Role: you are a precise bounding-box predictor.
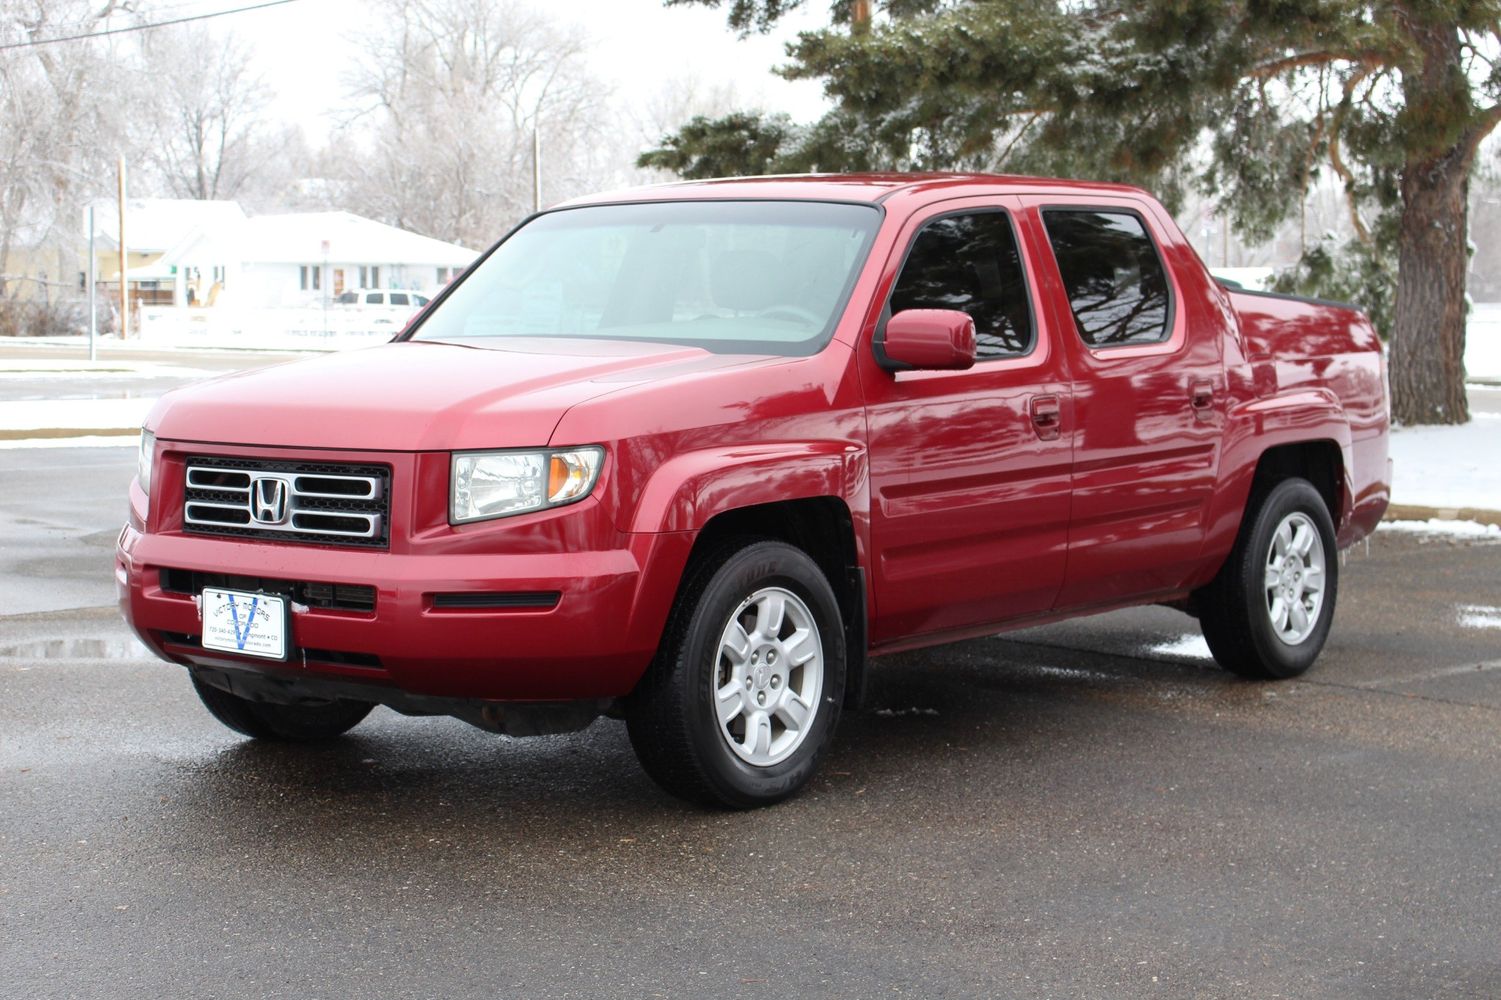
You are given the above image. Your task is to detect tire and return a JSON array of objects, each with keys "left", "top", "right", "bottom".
[
  {"left": 1197, "top": 477, "right": 1339, "bottom": 680},
  {"left": 191, "top": 674, "right": 374, "bottom": 741},
  {"left": 626, "top": 539, "right": 847, "bottom": 809}
]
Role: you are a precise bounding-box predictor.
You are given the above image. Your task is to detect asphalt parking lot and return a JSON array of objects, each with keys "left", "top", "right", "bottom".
[{"left": 2, "top": 442, "right": 1499, "bottom": 998}]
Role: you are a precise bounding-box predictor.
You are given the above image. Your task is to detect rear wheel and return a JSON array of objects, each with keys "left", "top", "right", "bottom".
[
  {"left": 626, "top": 539, "right": 846, "bottom": 808},
  {"left": 191, "top": 674, "right": 373, "bottom": 741},
  {"left": 1198, "top": 477, "right": 1339, "bottom": 679}
]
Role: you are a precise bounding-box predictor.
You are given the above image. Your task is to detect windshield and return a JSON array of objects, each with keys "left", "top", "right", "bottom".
[{"left": 408, "top": 200, "right": 881, "bottom": 355}]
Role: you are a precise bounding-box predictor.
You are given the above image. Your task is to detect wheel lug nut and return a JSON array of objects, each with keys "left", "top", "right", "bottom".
[
  {"left": 756, "top": 691, "right": 766, "bottom": 706},
  {"left": 770, "top": 675, "right": 780, "bottom": 688},
  {"left": 745, "top": 677, "right": 753, "bottom": 689},
  {"left": 767, "top": 651, "right": 776, "bottom": 664}
]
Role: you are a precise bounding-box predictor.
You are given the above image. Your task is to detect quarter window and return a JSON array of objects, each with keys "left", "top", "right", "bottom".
[
  {"left": 1042, "top": 209, "right": 1170, "bottom": 347},
  {"left": 889, "top": 212, "right": 1033, "bottom": 359}
]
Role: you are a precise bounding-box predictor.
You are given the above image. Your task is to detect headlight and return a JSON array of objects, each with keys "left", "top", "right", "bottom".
[
  {"left": 137, "top": 428, "right": 156, "bottom": 496},
  {"left": 451, "top": 447, "right": 603, "bottom": 524}
]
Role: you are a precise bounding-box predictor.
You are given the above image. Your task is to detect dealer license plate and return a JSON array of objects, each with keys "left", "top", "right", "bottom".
[{"left": 201, "top": 588, "right": 289, "bottom": 661}]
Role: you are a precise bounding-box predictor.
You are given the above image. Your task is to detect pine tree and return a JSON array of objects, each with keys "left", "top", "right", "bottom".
[{"left": 646, "top": 1, "right": 1501, "bottom": 425}]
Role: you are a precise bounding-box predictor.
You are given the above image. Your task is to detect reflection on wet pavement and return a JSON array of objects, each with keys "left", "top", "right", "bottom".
[{"left": 0, "top": 636, "right": 150, "bottom": 660}]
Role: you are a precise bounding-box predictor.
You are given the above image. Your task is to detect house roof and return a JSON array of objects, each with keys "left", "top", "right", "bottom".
[
  {"left": 236, "top": 212, "right": 476, "bottom": 266},
  {"left": 90, "top": 198, "right": 246, "bottom": 253}
]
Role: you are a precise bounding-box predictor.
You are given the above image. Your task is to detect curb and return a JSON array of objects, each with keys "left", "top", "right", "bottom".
[
  {"left": 1383, "top": 503, "right": 1501, "bottom": 527},
  {"left": 0, "top": 427, "right": 138, "bottom": 441}
]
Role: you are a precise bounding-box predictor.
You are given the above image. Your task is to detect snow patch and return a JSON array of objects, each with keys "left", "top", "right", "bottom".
[
  {"left": 0, "top": 360, "right": 215, "bottom": 379},
  {"left": 1389, "top": 415, "right": 1501, "bottom": 510},
  {"left": 1378, "top": 518, "right": 1501, "bottom": 539},
  {"left": 1458, "top": 605, "right": 1501, "bottom": 629},
  {"left": 0, "top": 398, "right": 154, "bottom": 432},
  {"left": 0, "top": 435, "right": 137, "bottom": 450},
  {"left": 1467, "top": 303, "right": 1501, "bottom": 380},
  {"left": 1148, "top": 634, "right": 1214, "bottom": 660}
]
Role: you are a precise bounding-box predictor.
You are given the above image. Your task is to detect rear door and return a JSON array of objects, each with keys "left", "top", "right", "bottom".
[
  {"left": 862, "top": 197, "right": 1073, "bottom": 644},
  {"left": 1023, "top": 197, "right": 1224, "bottom": 607}
]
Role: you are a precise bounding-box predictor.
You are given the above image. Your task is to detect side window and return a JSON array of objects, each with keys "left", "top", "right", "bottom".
[
  {"left": 889, "top": 211, "right": 1033, "bottom": 359},
  {"left": 1042, "top": 209, "right": 1170, "bottom": 347},
  {"left": 367, "top": 292, "right": 383, "bottom": 305},
  {"left": 389, "top": 293, "right": 410, "bottom": 306}
]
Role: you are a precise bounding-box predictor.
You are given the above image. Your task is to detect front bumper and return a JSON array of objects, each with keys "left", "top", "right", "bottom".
[{"left": 117, "top": 516, "right": 690, "bottom": 704}]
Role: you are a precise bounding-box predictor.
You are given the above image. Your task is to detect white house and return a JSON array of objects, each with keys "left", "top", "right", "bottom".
[
  {"left": 105, "top": 201, "right": 476, "bottom": 310},
  {"left": 206, "top": 211, "right": 478, "bottom": 308}
]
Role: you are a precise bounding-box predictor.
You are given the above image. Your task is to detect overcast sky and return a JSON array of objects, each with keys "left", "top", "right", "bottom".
[{"left": 229, "top": 0, "right": 832, "bottom": 135}]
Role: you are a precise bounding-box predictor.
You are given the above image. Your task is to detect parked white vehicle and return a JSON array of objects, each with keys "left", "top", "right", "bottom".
[{"left": 333, "top": 289, "right": 431, "bottom": 312}]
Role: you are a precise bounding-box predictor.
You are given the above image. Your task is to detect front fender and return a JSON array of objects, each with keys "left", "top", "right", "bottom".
[
  {"left": 616, "top": 441, "right": 869, "bottom": 675},
  {"left": 624, "top": 442, "right": 866, "bottom": 535}
]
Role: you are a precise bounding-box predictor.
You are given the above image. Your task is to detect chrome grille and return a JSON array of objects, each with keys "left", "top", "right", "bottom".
[{"left": 183, "top": 457, "right": 390, "bottom": 548}]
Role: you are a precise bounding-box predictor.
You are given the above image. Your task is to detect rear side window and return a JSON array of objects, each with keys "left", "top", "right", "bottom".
[
  {"left": 367, "top": 293, "right": 384, "bottom": 305},
  {"left": 390, "top": 293, "right": 410, "bottom": 306},
  {"left": 1042, "top": 209, "right": 1170, "bottom": 347},
  {"left": 889, "top": 211, "right": 1033, "bottom": 359}
]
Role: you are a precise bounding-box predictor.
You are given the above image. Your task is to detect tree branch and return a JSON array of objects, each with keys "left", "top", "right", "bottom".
[
  {"left": 1327, "top": 66, "right": 1373, "bottom": 245},
  {"left": 1250, "top": 49, "right": 1384, "bottom": 79}
]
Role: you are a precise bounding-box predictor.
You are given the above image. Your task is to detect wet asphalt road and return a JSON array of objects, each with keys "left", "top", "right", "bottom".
[{"left": 3, "top": 447, "right": 1501, "bottom": 998}]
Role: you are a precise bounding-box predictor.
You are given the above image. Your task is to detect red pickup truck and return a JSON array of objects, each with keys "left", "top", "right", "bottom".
[{"left": 118, "top": 174, "right": 1391, "bottom": 807}]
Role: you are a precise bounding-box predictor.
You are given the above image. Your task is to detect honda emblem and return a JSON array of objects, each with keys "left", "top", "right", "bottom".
[{"left": 251, "top": 476, "right": 290, "bottom": 525}]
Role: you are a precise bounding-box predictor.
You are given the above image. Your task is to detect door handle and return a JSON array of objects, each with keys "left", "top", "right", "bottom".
[
  {"left": 1190, "top": 380, "right": 1215, "bottom": 420},
  {"left": 1029, "top": 394, "right": 1061, "bottom": 440}
]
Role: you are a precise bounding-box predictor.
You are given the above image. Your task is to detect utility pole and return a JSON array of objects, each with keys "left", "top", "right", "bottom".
[
  {"left": 532, "top": 127, "right": 542, "bottom": 214},
  {"left": 86, "top": 204, "right": 97, "bottom": 361},
  {"left": 117, "top": 156, "right": 128, "bottom": 339}
]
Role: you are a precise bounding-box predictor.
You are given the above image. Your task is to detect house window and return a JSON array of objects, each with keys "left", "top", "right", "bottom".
[
  {"left": 436, "top": 267, "right": 451, "bottom": 284},
  {"left": 301, "top": 265, "right": 321, "bottom": 291}
]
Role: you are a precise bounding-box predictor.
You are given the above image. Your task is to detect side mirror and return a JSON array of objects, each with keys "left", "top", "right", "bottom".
[{"left": 877, "top": 309, "right": 977, "bottom": 372}]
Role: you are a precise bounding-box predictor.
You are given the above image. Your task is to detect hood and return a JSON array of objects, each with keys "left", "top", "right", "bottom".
[{"left": 148, "top": 339, "right": 773, "bottom": 451}]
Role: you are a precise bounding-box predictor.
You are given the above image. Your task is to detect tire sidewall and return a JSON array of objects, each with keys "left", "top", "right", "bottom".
[
  {"left": 1238, "top": 479, "right": 1339, "bottom": 678},
  {"left": 678, "top": 543, "right": 846, "bottom": 807}
]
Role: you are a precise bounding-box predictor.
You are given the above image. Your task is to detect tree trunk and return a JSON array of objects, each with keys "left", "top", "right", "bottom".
[
  {"left": 1390, "top": 15, "right": 1475, "bottom": 426},
  {"left": 1390, "top": 143, "right": 1472, "bottom": 425}
]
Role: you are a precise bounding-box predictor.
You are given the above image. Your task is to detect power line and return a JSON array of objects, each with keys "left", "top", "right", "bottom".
[{"left": 0, "top": 0, "right": 301, "bottom": 51}]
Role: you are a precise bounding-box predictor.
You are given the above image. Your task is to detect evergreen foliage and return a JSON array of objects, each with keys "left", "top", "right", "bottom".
[{"left": 644, "top": 1, "right": 1501, "bottom": 424}]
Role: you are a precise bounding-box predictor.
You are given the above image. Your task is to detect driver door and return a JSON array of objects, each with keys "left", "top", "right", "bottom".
[{"left": 861, "top": 197, "right": 1073, "bottom": 645}]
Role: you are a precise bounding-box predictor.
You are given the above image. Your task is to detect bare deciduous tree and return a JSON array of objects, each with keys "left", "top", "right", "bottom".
[
  {"left": 0, "top": 0, "right": 129, "bottom": 299},
  {"left": 135, "top": 25, "right": 273, "bottom": 201},
  {"left": 344, "top": 0, "right": 610, "bottom": 247}
]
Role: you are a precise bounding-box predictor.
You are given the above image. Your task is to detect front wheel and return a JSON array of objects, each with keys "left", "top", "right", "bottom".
[
  {"left": 626, "top": 539, "right": 846, "bottom": 808},
  {"left": 1197, "top": 477, "right": 1339, "bottom": 679},
  {"left": 191, "top": 674, "right": 374, "bottom": 741}
]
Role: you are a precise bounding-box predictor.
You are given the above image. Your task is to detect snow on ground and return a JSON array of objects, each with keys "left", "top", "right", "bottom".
[
  {"left": 1467, "top": 303, "right": 1501, "bottom": 381},
  {"left": 0, "top": 359, "right": 215, "bottom": 379},
  {"left": 1148, "top": 634, "right": 1214, "bottom": 660},
  {"left": 1378, "top": 518, "right": 1501, "bottom": 539},
  {"left": 1459, "top": 605, "right": 1501, "bottom": 629},
  {"left": 1388, "top": 411, "right": 1501, "bottom": 510},
  {"left": 0, "top": 398, "right": 155, "bottom": 433}
]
